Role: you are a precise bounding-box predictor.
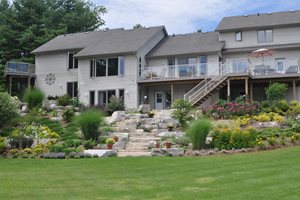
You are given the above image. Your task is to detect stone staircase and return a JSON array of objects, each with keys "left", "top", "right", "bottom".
[{"left": 118, "top": 132, "right": 160, "bottom": 157}]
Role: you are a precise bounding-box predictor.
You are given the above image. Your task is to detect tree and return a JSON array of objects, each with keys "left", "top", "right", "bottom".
[
  {"left": 0, "top": 0, "right": 107, "bottom": 65},
  {"left": 133, "top": 24, "right": 145, "bottom": 29}
]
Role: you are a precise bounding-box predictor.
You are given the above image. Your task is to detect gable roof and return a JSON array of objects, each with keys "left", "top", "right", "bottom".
[
  {"left": 216, "top": 10, "right": 300, "bottom": 32},
  {"left": 32, "top": 26, "right": 166, "bottom": 57},
  {"left": 147, "top": 32, "right": 223, "bottom": 58}
]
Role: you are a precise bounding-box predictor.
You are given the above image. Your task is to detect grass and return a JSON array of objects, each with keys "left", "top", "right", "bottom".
[{"left": 1, "top": 147, "right": 300, "bottom": 200}]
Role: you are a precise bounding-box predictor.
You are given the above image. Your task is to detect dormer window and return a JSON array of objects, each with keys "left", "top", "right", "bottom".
[
  {"left": 235, "top": 31, "right": 242, "bottom": 41},
  {"left": 258, "top": 29, "right": 273, "bottom": 43}
]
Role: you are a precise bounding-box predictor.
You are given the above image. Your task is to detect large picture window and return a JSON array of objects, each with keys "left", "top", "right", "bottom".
[
  {"left": 90, "top": 57, "right": 124, "bottom": 77},
  {"left": 98, "top": 90, "right": 116, "bottom": 106}
]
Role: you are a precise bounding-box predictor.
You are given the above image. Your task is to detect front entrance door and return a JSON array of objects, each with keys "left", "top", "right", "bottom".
[{"left": 155, "top": 91, "right": 164, "bottom": 109}]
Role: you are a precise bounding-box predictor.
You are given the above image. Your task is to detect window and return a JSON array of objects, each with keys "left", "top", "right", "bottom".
[
  {"left": 178, "top": 57, "right": 196, "bottom": 77},
  {"left": 108, "top": 58, "right": 119, "bottom": 76},
  {"left": 258, "top": 29, "right": 273, "bottom": 43},
  {"left": 119, "top": 89, "right": 125, "bottom": 104},
  {"left": 96, "top": 59, "right": 106, "bottom": 76},
  {"left": 235, "top": 31, "right": 242, "bottom": 41},
  {"left": 67, "top": 82, "right": 78, "bottom": 98},
  {"left": 231, "top": 59, "right": 248, "bottom": 73},
  {"left": 167, "top": 58, "right": 175, "bottom": 77},
  {"left": 90, "top": 60, "right": 95, "bottom": 77},
  {"left": 98, "top": 90, "right": 116, "bottom": 106},
  {"left": 90, "top": 91, "right": 95, "bottom": 106},
  {"left": 91, "top": 57, "right": 124, "bottom": 77},
  {"left": 138, "top": 57, "right": 142, "bottom": 76},
  {"left": 68, "top": 53, "right": 78, "bottom": 69},
  {"left": 199, "top": 56, "right": 207, "bottom": 75}
]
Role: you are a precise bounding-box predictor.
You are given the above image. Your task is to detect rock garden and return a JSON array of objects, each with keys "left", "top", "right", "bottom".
[{"left": 1, "top": 82, "right": 300, "bottom": 159}]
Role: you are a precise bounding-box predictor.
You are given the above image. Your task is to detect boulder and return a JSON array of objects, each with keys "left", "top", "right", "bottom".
[
  {"left": 137, "top": 104, "right": 151, "bottom": 113},
  {"left": 84, "top": 149, "right": 117, "bottom": 157},
  {"left": 135, "top": 129, "right": 144, "bottom": 134},
  {"left": 42, "top": 100, "right": 50, "bottom": 111},
  {"left": 109, "top": 111, "right": 126, "bottom": 124},
  {"left": 118, "top": 133, "right": 129, "bottom": 142},
  {"left": 113, "top": 141, "right": 126, "bottom": 149},
  {"left": 158, "top": 131, "right": 185, "bottom": 137},
  {"left": 21, "top": 105, "right": 28, "bottom": 113},
  {"left": 50, "top": 116, "right": 63, "bottom": 121},
  {"left": 151, "top": 148, "right": 184, "bottom": 157}
]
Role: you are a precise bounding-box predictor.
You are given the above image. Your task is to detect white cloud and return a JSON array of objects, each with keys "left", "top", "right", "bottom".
[{"left": 97, "top": 0, "right": 243, "bottom": 34}]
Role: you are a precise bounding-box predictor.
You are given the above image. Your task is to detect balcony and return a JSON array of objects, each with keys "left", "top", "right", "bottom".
[
  {"left": 4, "top": 62, "right": 36, "bottom": 77},
  {"left": 139, "top": 63, "right": 218, "bottom": 81},
  {"left": 225, "top": 58, "right": 300, "bottom": 78}
]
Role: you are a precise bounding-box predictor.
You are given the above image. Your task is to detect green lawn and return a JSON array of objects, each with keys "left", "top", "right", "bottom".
[{"left": 1, "top": 147, "right": 300, "bottom": 200}]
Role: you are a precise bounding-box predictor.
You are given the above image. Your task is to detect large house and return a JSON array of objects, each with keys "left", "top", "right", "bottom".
[{"left": 29, "top": 10, "right": 300, "bottom": 109}]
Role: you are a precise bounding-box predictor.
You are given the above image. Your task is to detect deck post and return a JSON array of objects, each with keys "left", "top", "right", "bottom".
[
  {"left": 250, "top": 82, "right": 253, "bottom": 100},
  {"left": 171, "top": 83, "right": 174, "bottom": 104},
  {"left": 227, "top": 78, "right": 230, "bottom": 100},
  {"left": 293, "top": 80, "right": 296, "bottom": 100},
  {"left": 27, "top": 77, "right": 31, "bottom": 89},
  {"left": 9, "top": 76, "right": 12, "bottom": 95},
  {"left": 245, "top": 78, "right": 248, "bottom": 96}
]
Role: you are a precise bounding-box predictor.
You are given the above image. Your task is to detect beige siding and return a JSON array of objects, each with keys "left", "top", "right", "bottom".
[
  {"left": 78, "top": 55, "right": 138, "bottom": 109},
  {"left": 35, "top": 52, "right": 78, "bottom": 97},
  {"left": 220, "top": 26, "right": 300, "bottom": 49}
]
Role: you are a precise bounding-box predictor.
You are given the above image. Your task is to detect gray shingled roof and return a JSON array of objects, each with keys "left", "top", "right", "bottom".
[
  {"left": 147, "top": 32, "right": 223, "bottom": 58},
  {"left": 216, "top": 10, "right": 300, "bottom": 32},
  {"left": 32, "top": 26, "right": 166, "bottom": 57}
]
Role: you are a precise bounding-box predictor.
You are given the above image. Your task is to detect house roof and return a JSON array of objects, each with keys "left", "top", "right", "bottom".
[
  {"left": 147, "top": 32, "right": 223, "bottom": 58},
  {"left": 216, "top": 10, "right": 300, "bottom": 32},
  {"left": 32, "top": 26, "right": 166, "bottom": 57}
]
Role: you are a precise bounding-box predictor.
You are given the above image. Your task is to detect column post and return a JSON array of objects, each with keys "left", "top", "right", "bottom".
[
  {"left": 293, "top": 80, "right": 297, "bottom": 100},
  {"left": 227, "top": 78, "right": 230, "bottom": 100}
]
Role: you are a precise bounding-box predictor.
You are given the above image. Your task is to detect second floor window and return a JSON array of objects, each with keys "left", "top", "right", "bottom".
[
  {"left": 68, "top": 53, "right": 78, "bottom": 69},
  {"left": 90, "top": 57, "right": 124, "bottom": 77},
  {"left": 235, "top": 31, "right": 242, "bottom": 41},
  {"left": 258, "top": 29, "right": 273, "bottom": 43}
]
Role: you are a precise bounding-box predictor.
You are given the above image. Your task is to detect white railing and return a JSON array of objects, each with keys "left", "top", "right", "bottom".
[
  {"left": 225, "top": 58, "right": 300, "bottom": 76},
  {"left": 184, "top": 63, "right": 228, "bottom": 104},
  {"left": 140, "top": 63, "right": 215, "bottom": 80}
]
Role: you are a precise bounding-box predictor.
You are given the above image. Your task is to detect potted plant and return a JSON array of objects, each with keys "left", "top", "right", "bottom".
[
  {"left": 167, "top": 123, "right": 175, "bottom": 131},
  {"left": 105, "top": 138, "right": 115, "bottom": 150},
  {"left": 148, "top": 111, "right": 155, "bottom": 118},
  {"left": 165, "top": 139, "right": 172, "bottom": 149}
]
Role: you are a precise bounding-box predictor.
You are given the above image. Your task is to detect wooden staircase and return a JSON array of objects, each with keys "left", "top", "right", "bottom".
[{"left": 184, "top": 65, "right": 228, "bottom": 106}]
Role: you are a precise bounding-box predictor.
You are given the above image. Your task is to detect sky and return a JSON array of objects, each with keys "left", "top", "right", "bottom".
[{"left": 96, "top": 0, "right": 300, "bottom": 34}]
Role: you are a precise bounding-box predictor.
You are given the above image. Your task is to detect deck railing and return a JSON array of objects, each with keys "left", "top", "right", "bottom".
[
  {"left": 5, "top": 62, "right": 36, "bottom": 76},
  {"left": 139, "top": 62, "right": 220, "bottom": 80}
]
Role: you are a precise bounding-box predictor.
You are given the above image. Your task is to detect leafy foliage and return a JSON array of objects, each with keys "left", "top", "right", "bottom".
[
  {"left": 76, "top": 109, "right": 104, "bottom": 140},
  {"left": 57, "top": 95, "right": 71, "bottom": 106},
  {"left": 105, "top": 96, "right": 125, "bottom": 115},
  {"left": 265, "top": 82, "right": 288, "bottom": 103},
  {"left": 62, "top": 108, "right": 75, "bottom": 122},
  {"left": 23, "top": 88, "right": 45, "bottom": 109},
  {"left": 187, "top": 119, "right": 212, "bottom": 150},
  {"left": 0, "top": 92, "right": 19, "bottom": 127},
  {"left": 0, "top": 0, "right": 106, "bottom": 65},
  {"left": 172, "top": 99, "right": 193, "bottom": 128}
]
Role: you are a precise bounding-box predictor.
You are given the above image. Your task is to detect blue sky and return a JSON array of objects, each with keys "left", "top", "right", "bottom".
[{"left": 96, "top": 0, "right": 300, "bottom": 34}]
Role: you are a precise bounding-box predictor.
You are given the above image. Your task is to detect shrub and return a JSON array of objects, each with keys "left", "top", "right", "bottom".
[
  {"left": 265, "top": 82, "right": 288, "bottom": 103},
  {"left": 207, "top": 98, "right": 260, "bottom": 119},
  {"left": 62, "top": 108, "right": 75, "bottom": 122},
  {"left": 173, "top": 136, "right": 192, "bottom": 147},
  {"left": 83, "top": 140, "right": 95, "bottom": 149},
  {"left": 187, "top": 119, "right": 212, "bottom": 150},
  {"left": 105, "top": 138, "right": 116, "bottom": 145},
  {"left": 286, "top": 101, "right": 300, "bottom": 119},
  {"left": 57, "top": 95, "right": 71, "bottom": 106},
  {"left": 0, "top": 92, "right": 19, "bottom": 127},
  {"left": 105, "top": 96, "right": 125, "bottom": 115},
  {"left": 172, "top": 99, "right": 193, "bottom": 128},
  {"left": 98, "top": 136, "right": 109, "bottom": 144},
  {"left": 273, "top": 100, "right": 289, "bottom": 112},
  {"left": 76, "top": 109, "right": 104, "bottom": 140},
  {"left": 49, "top": 144, "right": 64, "bottom": 153},
  {"left": 8, "top": 136, "right": 34, "bottom": 149},
  {"left": 23, "top": 88, "right": 45, "bottom": 109}
]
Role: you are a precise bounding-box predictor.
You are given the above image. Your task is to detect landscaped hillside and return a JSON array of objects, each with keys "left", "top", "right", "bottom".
[{"left": 1, "top": 146, "right": 300, "bottom": 200}]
